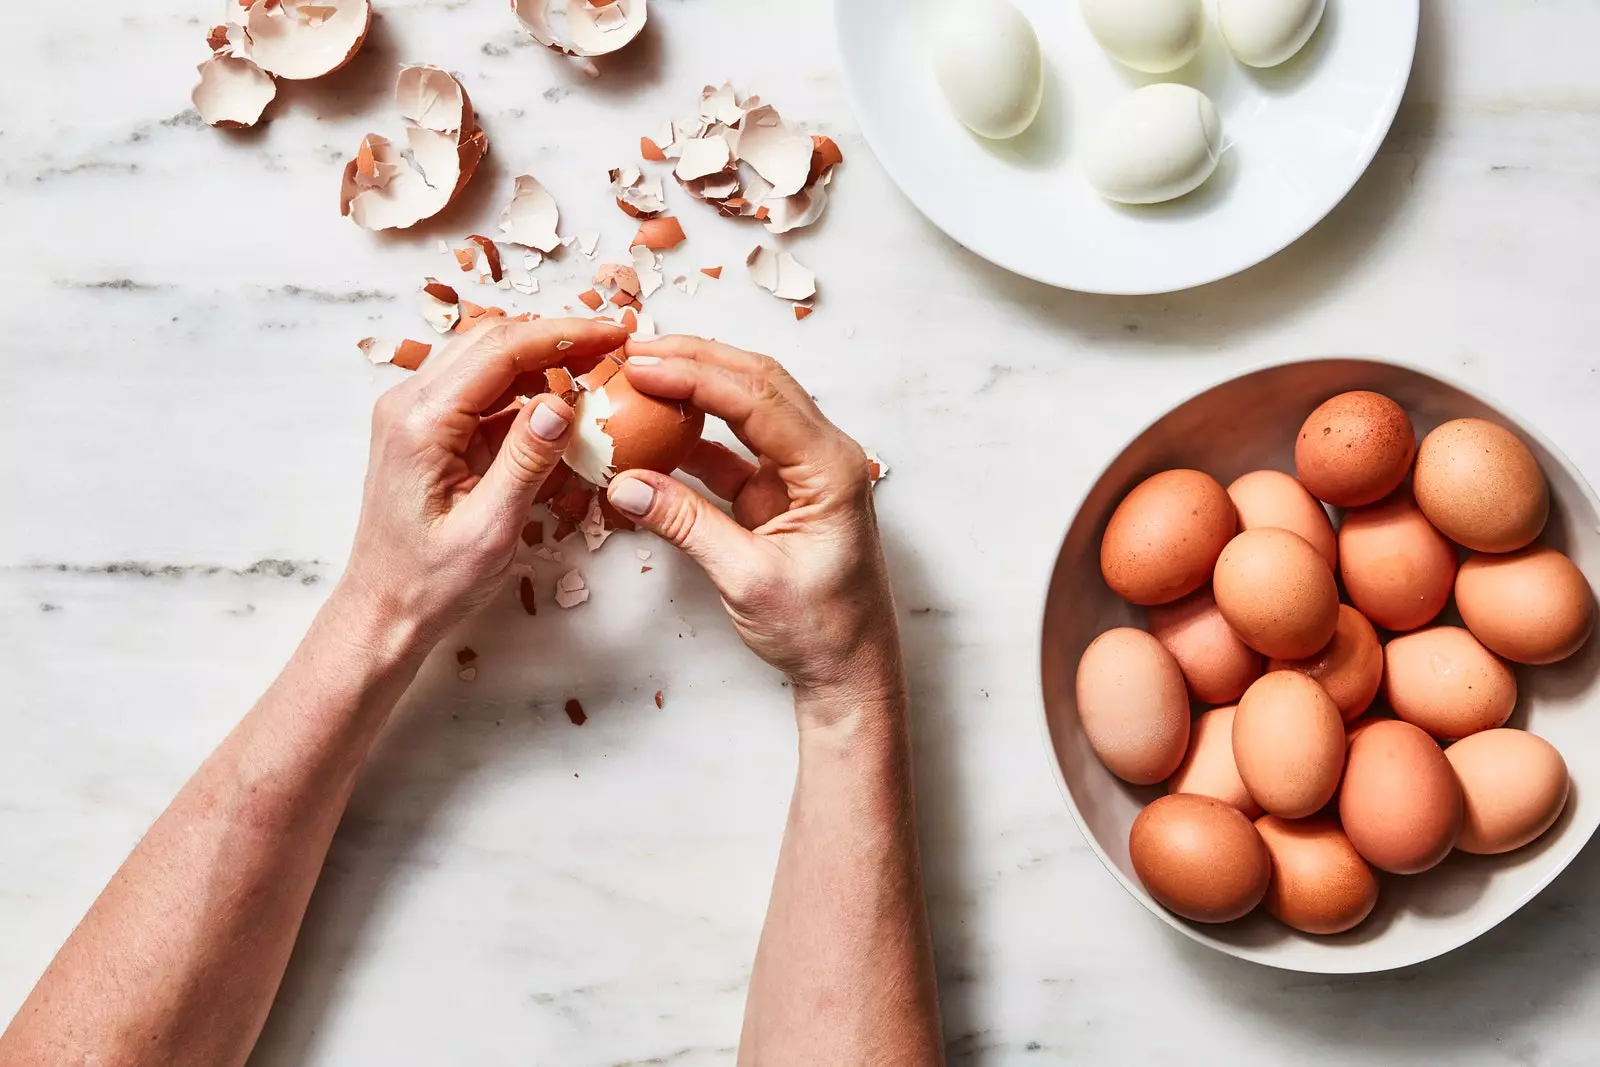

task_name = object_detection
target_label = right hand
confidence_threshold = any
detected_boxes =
[603,336,902,723]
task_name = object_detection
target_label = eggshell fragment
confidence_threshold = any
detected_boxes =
[192,53,277,128]
[1456,546,1596,665]
[1445,729,1570,855]
[1147,588,1262,704]
[1295,391,1416,508]
[747,246,816,302]
[1413,418,1549,553]
[1269,605,1382,722]
[512,0,647,57]
[1100,470,1236,607]
[631,216,686,251]
[499,175,561,251]
[611,165,668,218]
[1383,627,1517,741]
[1129,794,1270,923]
[1232,671,1344,819]
[1340,720,1462,874]
[1212,528,1339,659]
[244,0,371,81]
[1255,816,1377,935]
[1226,469,1336,570]
[1167,706,1259,818]
[1075,628,1190,785]
[1338,490,1458,632]
[563,358,705,486]
[1218,0,1326,67]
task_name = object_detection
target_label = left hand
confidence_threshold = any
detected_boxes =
[338,318,629,648]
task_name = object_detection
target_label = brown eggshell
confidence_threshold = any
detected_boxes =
[1383,626,1517,741]
[1413,418,1549,553]
[1232,671,1345,818]
[1455,546,1596,665]
[1100,470,1237,606]
[1338,491,1458,632]
[1294,391,1416,507]
[1167,706,1260,818]
[1255,816,1379,935]
[1340,720,1462,874]
[1212,529,1340,660]
[1226,469,1338,570]
[1269,605,1383,723]
[1147,588,1263,705]
[1129,794,1270,923]
[603,368,706,474]
[1445,729,1570,855]
[1344,711,1390,747]
[1075,628,1190,785]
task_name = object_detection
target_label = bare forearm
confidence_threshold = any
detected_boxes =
[0,587,425,1067]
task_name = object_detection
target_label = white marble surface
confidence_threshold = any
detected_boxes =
[4,1,1600,1064]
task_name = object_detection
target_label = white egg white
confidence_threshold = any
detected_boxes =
[1083,83,1221,205]
[1079,0,1204,75]
[931,0,1044,140]
[1217,0,1327,68]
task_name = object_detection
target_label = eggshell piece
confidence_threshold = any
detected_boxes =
[1079,0,1204,74]
[1445,729,1570,855]
[1075,628,1190,785]
[1413,418,1549,553]
[1226,469,1337,570]
[1232,671,1345,818]
[1218,0,1327,68]
[1338,490,1458,632]
[564,362,705,487]
[1269,605,1383,722]
[931,0,1045,140]
[1129,794,1270,923]
[1148,588,1263,704]
[1340,720,1462,874]
[1294,391,1415,508]
[1455,546,1596,665]
[1255,816,1378,935]
[1100,470,1237,606]
[1383,627,1517,741]
[1168,706,1259,818]
[1083,84,1221,205]
[1212,528,1340,659]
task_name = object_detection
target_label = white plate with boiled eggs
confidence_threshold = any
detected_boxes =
[834,0,1418,294]
[1039,359,1600,973]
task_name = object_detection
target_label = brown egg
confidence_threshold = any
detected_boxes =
[1213,529,1340,659]
[1226,469,1338,570]
[1445,729,1570,855]
[1294,391,1416,507]
[1148,588,1263,705]
[1338,491,1458,632]
[1100,470,1237,606]
[1232,671,1345,818]
[565,357,706,485]
[1168,706,1260,817]
[1383,627,1517,741]
[1255,816,1379,935]
[1269,605,1384,723]
[1340,720,1462,874]
[1075,628,1190,785]
[1344,712,1389,747]
[1413,418,1549,553]
[1456,546,1597,665]
[1129,794,1270,923]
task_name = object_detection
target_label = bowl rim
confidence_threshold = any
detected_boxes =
[1032,353,1600,974]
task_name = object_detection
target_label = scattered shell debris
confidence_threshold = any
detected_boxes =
[420,279,461,334]
[866,448,891,485]
[654,690,664,708]
[512,0,648,59]
[358,337,431,370]
[499,175,562,252]
[631,216,686,251]
[192,52,277,129]
[458,666,478,682]
[747,246,816,303]
[556,568,591,608]
[518,574,538,615]
[611,166,667,219]
[456,647,479,666]
[246,0,372,81]
[565,698,588,726]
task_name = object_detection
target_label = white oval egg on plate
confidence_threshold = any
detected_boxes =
[1080,0,1205,75]
[1219,0,1328,68]
[1084,83,1221,205]
[931,0,1044,140]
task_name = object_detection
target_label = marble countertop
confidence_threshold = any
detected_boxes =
[5,1,1600,1063]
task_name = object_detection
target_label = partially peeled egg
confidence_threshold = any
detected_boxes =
[932,0,1045,140]
[1084,83,1222,205]
[562,356,705,486]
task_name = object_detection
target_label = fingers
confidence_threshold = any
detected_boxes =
[681,440,756,502]
[606,470,760,583]
[460,394,575,529]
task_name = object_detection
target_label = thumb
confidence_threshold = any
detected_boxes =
[467,394,574,526]
[607,471,759,583]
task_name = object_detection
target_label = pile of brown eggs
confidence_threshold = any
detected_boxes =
[1078,391,1597,934]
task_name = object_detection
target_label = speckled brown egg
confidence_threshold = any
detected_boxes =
[1456,546,1596,665]
[1148,587,1263,705]
[1413,418,1549,553]
[1129,793,1271,923]
[1168,705,1260,818]
[1383,626,1517,741]
[1294,391,1416,507]
[1338,490,1458,632]
[1445,729,1570,855]
[1100,470,1237,606]
[1255,816,1379,935]
[1340,719,1462,874]
[1269,605,1384,723]
[1226,469,1338,570]
[1076,628,1190,785]
[1212,529,1340,659]
[1232,671,1345,818]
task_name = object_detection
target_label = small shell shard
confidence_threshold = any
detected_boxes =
[498,174,561,252]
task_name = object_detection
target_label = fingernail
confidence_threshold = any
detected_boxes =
[610,478,655,516]
[626,354,661,366]
[529,403,568,441]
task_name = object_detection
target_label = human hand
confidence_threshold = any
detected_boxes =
[603,336,903,725]
[338,318,629,651]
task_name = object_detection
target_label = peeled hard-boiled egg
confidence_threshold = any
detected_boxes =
[932,0,1044,140]
[1080,0,1204,74]
[1083,83,1222,205]
[563,358,705,486]
[1218,0,1326,68]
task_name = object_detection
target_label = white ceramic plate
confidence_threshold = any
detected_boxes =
[835,0,1419,294]
[1039,359,1600,974]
